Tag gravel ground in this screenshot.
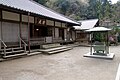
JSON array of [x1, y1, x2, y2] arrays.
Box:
[[0, 46, 120, 80]]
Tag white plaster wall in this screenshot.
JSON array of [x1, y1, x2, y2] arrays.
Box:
[[46, 20, 54, 26], [66, 31, 70, 41], [55, 21, 61, 27], [21, 24, 28, 40], [2, 22, 19, 42], [64, 29, 67, 40], [52, 28, 55, 38], [62, 23, 66, 28], [22, 15, 34, 23], [72, 31, 75, 40], [2, 11, 20, 21], [55, 28, 59, 38]]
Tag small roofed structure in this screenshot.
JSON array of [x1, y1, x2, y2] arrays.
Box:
[[84, 27, 115, 59], [73, 19, 99, 44], [74, 19, 98, 30], [86, 27, 111, 32]]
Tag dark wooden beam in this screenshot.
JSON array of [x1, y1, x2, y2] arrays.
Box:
[[28, 12, 30, 53]]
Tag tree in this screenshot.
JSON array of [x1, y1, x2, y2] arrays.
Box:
[[112, 1, 120, 23], [86, 0, 98, 19], [33, 0, 120, 22], [33, 0, 49, 6], [53, 0, 82, 20], [96, 0, 103, 19], [104, 0, 112, 19]]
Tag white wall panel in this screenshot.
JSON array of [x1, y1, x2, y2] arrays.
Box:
[[55, 21, 61, 27], [2, 11, 20, 21], [46, 20, 54, 26], [64, 29, 67, 40], [21, 24, 28, 40], [2, 22, 19, 42], [55, 28, 59, 38], [72, 31, 75, 40], [22, 15, 34, 23], [62, 23, 66, 28], [52, 28, 55, 38]]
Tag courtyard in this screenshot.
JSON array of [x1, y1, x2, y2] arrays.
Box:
[[0, 46, 120, 80]]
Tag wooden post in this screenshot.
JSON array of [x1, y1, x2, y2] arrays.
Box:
[[54, 21, 55, 38], [90, 32, 92, 55], [0, 21, 1, 49], [75, 30, 76, 41], [19, 14, 22, 47], [0, 9, 2, 49], [28, 13, 30, 53], [32, 17, 35, 38], [107, 31, 109, 54], [19, 14, 22, 37]]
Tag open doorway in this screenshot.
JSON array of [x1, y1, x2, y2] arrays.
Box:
[[30, 24, 52, 38], [59, 29, 64, 40]]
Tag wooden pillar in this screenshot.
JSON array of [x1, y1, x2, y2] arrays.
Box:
[[71, 30, 72, 40], [106, 31, 109, 54], [19, 14, 22, 37], [28, 13, 30, 53], [54, 21, 55, 38], [32, 17, 36, 37], [19, 14, 22, 47], [64, 29, 66, 40], [75, 31, 76, 41], [90, 32, 92, 55], [0, 21, 1, 49], [0, 9, 2, 49]]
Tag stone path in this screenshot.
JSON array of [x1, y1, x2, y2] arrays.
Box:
[[0, 46, 120, 80]]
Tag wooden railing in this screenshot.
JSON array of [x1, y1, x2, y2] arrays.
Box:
[[19, 37, 27, 53], [53, 37, 62, 43], [30, 37, 45, 45], [0, 39, 7, 56], [23, 37, 64, 46]]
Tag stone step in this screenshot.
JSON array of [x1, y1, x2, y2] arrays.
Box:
[[41, 43, 62, 49], [26, 49, 41, 56], [40, 46, 72, 52], [3, 53, 27, 58], [28, 52, 41, 56], [39, 46, 73, 54], [48, 47, 72, 54]]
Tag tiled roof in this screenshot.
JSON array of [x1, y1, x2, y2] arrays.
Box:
[[74, 19, 98, 30], [86, 27, 111, 32], [0, 0, 79, 25]]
